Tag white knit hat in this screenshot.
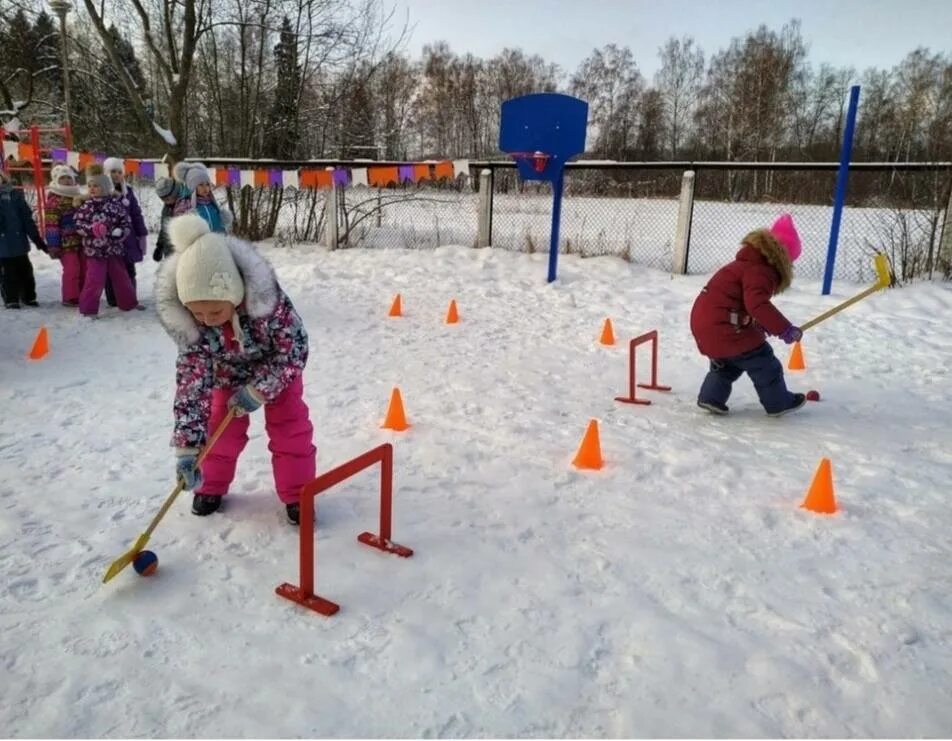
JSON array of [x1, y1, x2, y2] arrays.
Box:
[[168, 213, 244, 307], [103, 157, 124, 174]]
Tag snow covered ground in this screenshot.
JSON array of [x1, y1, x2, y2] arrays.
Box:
[[1, 240, 951, 737]]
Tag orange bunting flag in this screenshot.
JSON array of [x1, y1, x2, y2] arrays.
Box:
[[254, 169, 269, 188], [413, 164, 430, 182], [17, 143, 35, 161], [368, 166, 399, 187], [433, 160, 454, 180], [126, 160, 141, 176], [315, 170, 333, 189], [78, 152, 94, 171], [215, 167, 230, 187]]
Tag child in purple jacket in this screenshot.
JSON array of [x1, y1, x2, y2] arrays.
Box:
[[154, 213, 315, 525], [103, 157, 147, 307], [73, 172, 137, 316]]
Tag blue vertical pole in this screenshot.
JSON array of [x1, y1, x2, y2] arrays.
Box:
[[547, 172, 564, 283], [823, 85, 861, 295]]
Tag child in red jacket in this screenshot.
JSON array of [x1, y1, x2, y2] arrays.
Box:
[[690, 213, 805, 417]]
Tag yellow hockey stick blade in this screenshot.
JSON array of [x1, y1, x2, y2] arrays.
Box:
[[102, 532, 150, 583], [874, 254, 892, 288]]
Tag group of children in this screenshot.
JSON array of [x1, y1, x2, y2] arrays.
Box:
[[4, 156, 808, 522], [1, 159, 233, 316]]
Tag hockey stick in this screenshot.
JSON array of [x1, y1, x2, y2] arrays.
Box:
[[102, 409, 237, 583], [801, 254, 892, 332]]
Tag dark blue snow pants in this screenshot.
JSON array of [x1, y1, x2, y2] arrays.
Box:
[[698, 342, 795, 414]]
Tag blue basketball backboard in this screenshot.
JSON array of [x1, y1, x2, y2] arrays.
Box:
[[499, 93, 588, 182]]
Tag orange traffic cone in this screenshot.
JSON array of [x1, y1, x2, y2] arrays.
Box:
[[572, 419, 604, 470], [445, 299, 459, 324], [388, 294, 403, 317], [788, 341, 805, 370], [800, 458, 838, 514], [27, 326, 49, 360], [381, 387, 410, 431], [599, 318, 615, 346]]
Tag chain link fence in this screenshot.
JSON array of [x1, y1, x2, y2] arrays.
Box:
[[12, 157, 951, 282], [489, 166, 682, 268]]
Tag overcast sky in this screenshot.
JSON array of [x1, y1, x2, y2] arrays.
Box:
[[391, 0, 951, 79]]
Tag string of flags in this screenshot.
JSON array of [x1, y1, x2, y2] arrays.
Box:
[[2, 139, 471, 190]]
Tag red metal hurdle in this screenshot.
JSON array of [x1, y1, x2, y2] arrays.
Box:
[[276, 443, 413, 617], [615, 330, 672, 405]]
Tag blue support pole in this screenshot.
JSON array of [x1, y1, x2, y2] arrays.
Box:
[[823, 85, 861, 295], [547, 173, 565, 283]]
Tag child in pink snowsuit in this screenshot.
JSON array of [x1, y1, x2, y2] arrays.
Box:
[[44, 164, 84, 305], [154, 213, 316, 524], [72, 172, 137, 316]]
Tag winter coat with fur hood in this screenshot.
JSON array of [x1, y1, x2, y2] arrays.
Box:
[[154, 229, 309, 449], [690, 230, 795, 359]]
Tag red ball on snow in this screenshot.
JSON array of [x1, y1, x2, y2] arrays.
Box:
[[806, 390, 820, 402], [133, 550, 158, 576]]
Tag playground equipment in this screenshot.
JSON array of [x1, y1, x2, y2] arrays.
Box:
[[615, 330, 672, 406], [0, 123, 73, 233], [276, 443, 413, 617], [499, 93, 588, 283]]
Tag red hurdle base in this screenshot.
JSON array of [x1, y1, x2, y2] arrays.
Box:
[[357, 532, 414, 557], [615, 329, 672, 405], [275, 584, 340, 616], [276, 443, 413, 617]]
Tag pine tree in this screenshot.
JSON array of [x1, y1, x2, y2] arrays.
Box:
[[0, 10, 60, 127], [266, 17, 302, 159]]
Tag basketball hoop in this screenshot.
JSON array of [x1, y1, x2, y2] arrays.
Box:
[[510, 150, 552, 174]]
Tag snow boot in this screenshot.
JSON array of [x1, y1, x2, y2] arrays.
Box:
[[767, 393, 807, 418], [697, 399, 729, 415], [192, 493, 223, 516], [285, 503, 300, 526]]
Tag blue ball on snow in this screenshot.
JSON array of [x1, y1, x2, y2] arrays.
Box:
[[133, 550, 158, 576]]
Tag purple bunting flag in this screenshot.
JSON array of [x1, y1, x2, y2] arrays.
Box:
[[268, 169, 283, 187], [139, 161, 155, 179], [332, 168, 350, 187], [51, 148, 68, 162], [228, 167, 241, 187], [398, 164, 414, 183]]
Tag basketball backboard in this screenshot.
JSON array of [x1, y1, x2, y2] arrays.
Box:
[[499, 93, 588, 182]]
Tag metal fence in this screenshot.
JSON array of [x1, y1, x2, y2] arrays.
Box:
[[16, 157, 952, 282]]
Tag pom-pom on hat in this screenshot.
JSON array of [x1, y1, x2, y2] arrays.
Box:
[[169, 213, 244, 307], [770, 213, 802, 263], [172, 161, 191, 182]]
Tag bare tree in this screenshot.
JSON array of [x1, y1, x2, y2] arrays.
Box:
[[569, 44, 644, 158], [655, 36, 704, 158], [81, 0, 211, 159]]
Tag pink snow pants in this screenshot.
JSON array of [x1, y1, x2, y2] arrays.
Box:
[[196, 376, 316, 504], [79, 256, 137, 315], [60, 250, 86, 304]]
